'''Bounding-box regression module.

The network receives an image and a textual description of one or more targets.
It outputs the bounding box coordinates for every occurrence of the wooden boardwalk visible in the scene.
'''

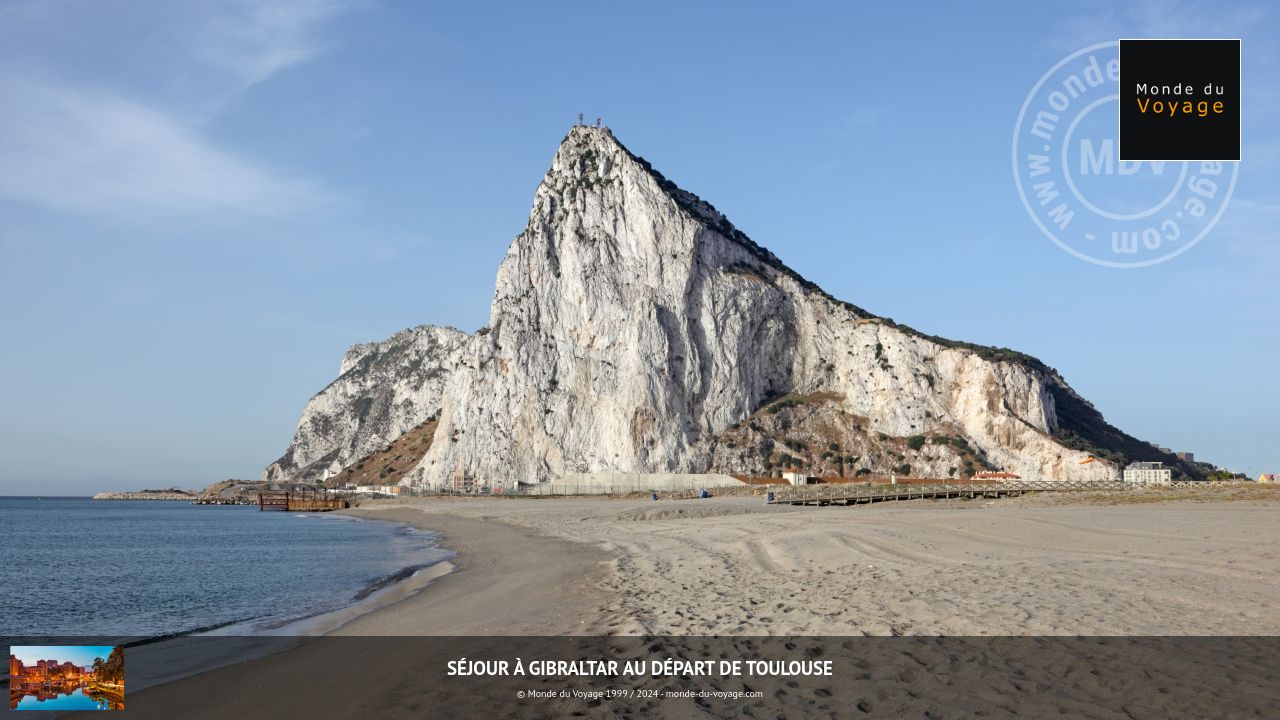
[766,481,1132,506]
[258,491,350,512]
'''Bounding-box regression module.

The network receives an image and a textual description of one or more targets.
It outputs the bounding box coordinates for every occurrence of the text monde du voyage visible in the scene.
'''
[1134,82,1228,118]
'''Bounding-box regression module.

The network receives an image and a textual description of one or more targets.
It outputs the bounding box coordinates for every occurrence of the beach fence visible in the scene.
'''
[767,480,1133,506]
[525,472,745,496]
[257,490,350,512]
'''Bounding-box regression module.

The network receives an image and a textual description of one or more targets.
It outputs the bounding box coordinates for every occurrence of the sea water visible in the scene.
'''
[0,497,449,637]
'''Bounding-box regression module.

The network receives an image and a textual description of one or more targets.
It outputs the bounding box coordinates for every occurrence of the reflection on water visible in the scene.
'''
[10,679,125,711]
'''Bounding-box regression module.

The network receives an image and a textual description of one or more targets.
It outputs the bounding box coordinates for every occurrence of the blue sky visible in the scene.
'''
[1,1,1276,494]
[11,645,113,668]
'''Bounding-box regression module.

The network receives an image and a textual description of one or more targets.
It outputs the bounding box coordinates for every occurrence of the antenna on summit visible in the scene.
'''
[595,117,601,128]
[577,113,584,126]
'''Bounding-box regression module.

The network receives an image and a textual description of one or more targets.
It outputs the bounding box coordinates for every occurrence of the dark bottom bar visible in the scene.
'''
[5,636,1278,718]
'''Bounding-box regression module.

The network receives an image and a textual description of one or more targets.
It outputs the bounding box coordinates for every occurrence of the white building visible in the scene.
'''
[1123,462,1172,486]
[355,484,403,497]
[781,470,811,486]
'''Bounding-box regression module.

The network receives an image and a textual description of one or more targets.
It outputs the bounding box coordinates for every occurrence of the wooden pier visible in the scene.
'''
[766,481,1131,506]
[257,490,350,512]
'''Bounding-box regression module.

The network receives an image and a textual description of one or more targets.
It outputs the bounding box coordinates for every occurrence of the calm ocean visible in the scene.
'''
[0,497,450,637]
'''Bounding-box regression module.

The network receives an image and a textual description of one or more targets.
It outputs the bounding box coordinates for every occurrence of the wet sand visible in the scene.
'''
[329,508,612,636]
[122,510,610,719]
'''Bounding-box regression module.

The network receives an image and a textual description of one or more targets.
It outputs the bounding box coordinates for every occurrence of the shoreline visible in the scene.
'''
[325,506,613,635]
[203,512,458,637]
[121,505,613,718]
[57,509,469,701]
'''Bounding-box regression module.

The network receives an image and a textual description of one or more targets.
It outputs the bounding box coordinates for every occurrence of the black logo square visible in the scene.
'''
[1119,39,1240,161]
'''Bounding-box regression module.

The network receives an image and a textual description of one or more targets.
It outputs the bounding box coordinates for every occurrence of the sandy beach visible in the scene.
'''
[122,487,1280,718]
[353,487,1280,636]
[329,509,613,635]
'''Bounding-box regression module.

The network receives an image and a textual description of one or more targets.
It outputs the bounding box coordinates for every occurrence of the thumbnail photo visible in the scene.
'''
[9,646,124,711]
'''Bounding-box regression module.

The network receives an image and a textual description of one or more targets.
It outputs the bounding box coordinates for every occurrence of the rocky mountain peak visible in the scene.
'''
[541,126,793,283]
[264,127,1205,487]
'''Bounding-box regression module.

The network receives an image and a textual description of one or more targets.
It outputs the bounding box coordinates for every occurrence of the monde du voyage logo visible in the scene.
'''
[1012,40,1240,268]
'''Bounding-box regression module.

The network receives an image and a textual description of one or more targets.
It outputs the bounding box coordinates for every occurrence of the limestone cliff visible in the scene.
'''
[263,325,468,483]
[266,126,1196,487]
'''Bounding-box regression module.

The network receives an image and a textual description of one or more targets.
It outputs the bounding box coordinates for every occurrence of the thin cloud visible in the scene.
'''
[0,0,359,219]
[0,78,316,218]
[193,0,360,89]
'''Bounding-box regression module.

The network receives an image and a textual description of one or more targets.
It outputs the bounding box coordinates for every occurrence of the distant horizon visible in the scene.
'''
[1,491,232,496]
